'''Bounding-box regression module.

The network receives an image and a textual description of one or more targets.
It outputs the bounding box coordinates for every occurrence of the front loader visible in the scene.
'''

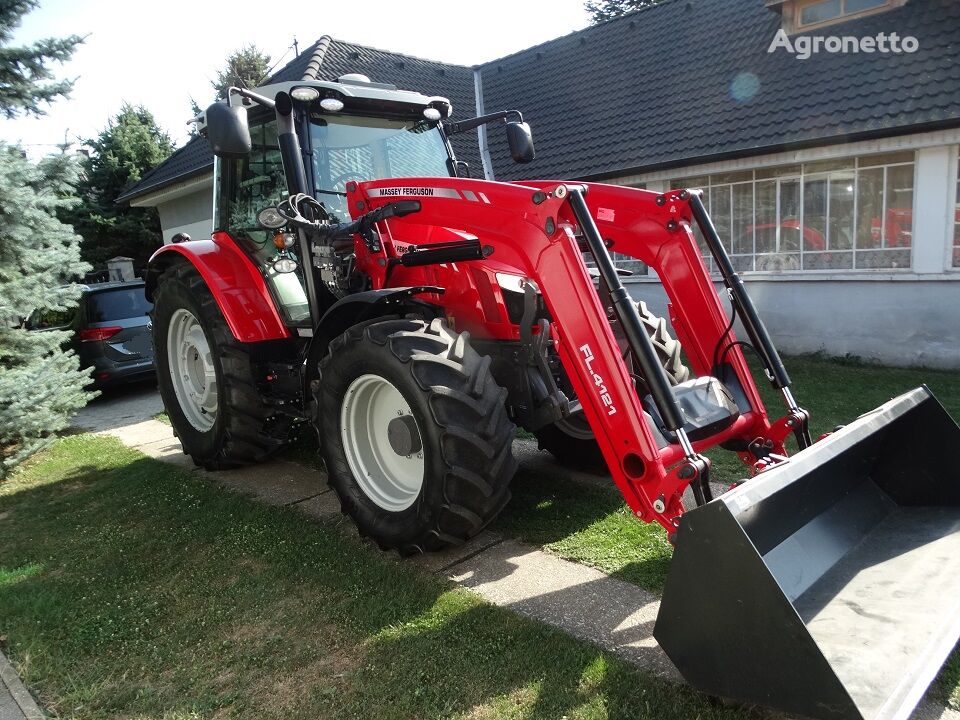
[146,65,960,720]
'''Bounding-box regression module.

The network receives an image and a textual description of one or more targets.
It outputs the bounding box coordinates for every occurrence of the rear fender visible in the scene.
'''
[146,231,290,343]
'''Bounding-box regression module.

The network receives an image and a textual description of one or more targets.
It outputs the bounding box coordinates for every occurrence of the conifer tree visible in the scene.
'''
[0,1,89,476]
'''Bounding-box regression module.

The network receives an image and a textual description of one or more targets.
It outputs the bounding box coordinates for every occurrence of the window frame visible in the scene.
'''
[795,0,894,31]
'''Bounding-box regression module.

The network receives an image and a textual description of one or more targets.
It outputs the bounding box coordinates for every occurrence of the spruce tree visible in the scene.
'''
[0,0,82,117]
[0,1,89,477]
[0,146,92,476]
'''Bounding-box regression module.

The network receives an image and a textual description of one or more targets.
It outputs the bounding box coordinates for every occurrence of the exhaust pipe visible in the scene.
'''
[655,386,960,720]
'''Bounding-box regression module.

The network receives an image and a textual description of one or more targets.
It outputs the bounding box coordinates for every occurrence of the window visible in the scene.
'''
[797,0,891,28]
[87,289,152,322]
[954,154,960,268]
[219,118,311,325]
[309,114,451,221]
[670,151,914,273]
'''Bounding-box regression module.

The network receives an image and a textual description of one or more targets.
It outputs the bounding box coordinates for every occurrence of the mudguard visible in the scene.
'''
[146,231,290,343]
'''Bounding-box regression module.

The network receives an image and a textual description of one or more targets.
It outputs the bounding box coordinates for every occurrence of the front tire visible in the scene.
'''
[318,318,516,554]
[153,262,286,469]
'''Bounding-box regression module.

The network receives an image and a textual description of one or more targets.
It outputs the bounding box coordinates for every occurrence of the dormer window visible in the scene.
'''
[798,0,891,28]
[767,0,906,33]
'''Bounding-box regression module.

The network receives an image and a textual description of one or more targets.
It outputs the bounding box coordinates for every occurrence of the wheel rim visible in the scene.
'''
[340,374,425,512]
[555,412,595,441]
[167,308,218,432]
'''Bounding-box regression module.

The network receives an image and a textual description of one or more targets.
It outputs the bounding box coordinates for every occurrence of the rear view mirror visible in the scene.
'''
[506,121,535,164]
[204,102,252,159]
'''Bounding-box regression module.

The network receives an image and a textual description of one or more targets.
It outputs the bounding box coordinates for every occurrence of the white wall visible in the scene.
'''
[629,279,960,369]
[156,189,213,244]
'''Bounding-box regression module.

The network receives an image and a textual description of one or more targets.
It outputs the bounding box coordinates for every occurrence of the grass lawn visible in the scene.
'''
[493,354,960,709]
[0,434,749,720]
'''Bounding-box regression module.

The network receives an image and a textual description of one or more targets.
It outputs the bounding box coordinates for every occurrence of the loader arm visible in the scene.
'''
[349,177,746,532]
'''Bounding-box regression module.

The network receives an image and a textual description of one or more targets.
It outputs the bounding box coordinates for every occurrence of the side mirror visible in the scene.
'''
[205,102,252,159]
[506,121,535,164]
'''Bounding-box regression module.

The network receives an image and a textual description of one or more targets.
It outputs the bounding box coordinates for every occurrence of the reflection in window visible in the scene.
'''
[954,155,960,268]
[798,0,889,28]
[669,152,914,273]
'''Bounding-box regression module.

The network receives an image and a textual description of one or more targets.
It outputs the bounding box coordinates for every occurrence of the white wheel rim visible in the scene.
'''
[167,308,218,432]
[340,374,425,512]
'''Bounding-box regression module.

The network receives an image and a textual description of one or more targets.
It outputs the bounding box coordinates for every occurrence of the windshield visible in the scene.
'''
[309,113,451,220]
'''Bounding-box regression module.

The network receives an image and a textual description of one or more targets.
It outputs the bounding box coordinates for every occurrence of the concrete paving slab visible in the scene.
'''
[97,418,172,447]
[408,530,504,574]
[290,489,342,520]
[206,459,324,506]
[447,539,680,681]
[0,650,42,720]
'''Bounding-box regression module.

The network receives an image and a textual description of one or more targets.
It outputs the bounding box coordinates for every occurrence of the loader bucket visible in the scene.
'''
[654,387,960,720]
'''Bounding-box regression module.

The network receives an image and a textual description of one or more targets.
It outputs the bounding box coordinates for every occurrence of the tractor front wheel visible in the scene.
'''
[317,318,516,554]
[152,262,286,469]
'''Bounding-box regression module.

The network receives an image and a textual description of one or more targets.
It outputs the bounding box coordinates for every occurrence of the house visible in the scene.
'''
[117,0,960,368]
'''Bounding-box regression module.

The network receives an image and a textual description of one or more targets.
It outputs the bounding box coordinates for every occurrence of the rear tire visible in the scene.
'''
[535,301,690,472]
[152,262,286,469]
[318,317,516,554]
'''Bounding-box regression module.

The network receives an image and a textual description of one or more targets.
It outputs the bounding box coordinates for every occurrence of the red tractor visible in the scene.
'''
[147,67,960,720]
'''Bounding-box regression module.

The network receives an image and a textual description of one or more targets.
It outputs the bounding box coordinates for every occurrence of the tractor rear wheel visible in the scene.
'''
[534,301,690,473]
[317,317,516,554]
[152,262,286,469]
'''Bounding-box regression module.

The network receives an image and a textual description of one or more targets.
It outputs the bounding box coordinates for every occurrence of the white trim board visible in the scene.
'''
[607,128,960,186]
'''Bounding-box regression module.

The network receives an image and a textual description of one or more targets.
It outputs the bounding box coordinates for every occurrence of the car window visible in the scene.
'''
[87,287,152,322]
[29,307,75,329]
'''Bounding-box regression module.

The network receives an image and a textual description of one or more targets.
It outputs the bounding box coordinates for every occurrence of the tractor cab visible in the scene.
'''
[204,74,533,328]
[207,75,460,325]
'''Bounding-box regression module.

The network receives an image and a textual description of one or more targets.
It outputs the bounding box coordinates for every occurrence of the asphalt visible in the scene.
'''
[2,384,949,720]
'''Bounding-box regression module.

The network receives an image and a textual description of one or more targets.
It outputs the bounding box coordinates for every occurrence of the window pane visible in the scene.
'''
[804,251,854,270]
[732,183,754,258]
[780,179,802,252]
[757,165,801,179]
[755,180,777,254]
[710,185,732,252]
[828,172,855,251]
[803,178,828,254]
[857,249,911,269]
[885,164,914,248]
[89,289,152,322]
[859,151,914,167]
[670,176,709,191]
[805,158,855,174]
[856,167,884,250]
[801,0,841,25]
[954,157,960,268]
[845,0,887,11]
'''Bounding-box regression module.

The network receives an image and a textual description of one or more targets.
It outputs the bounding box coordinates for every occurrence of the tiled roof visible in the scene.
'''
[116,134,213,202]
[481,0,960,181]
[271,38,480,170]
[121,0,960,200]
[119,39,477,202]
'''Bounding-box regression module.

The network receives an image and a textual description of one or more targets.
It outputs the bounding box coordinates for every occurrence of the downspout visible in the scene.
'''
[473,66,494,181]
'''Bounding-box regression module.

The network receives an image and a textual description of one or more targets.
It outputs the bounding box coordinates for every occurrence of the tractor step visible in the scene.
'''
[655,386,960,720]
